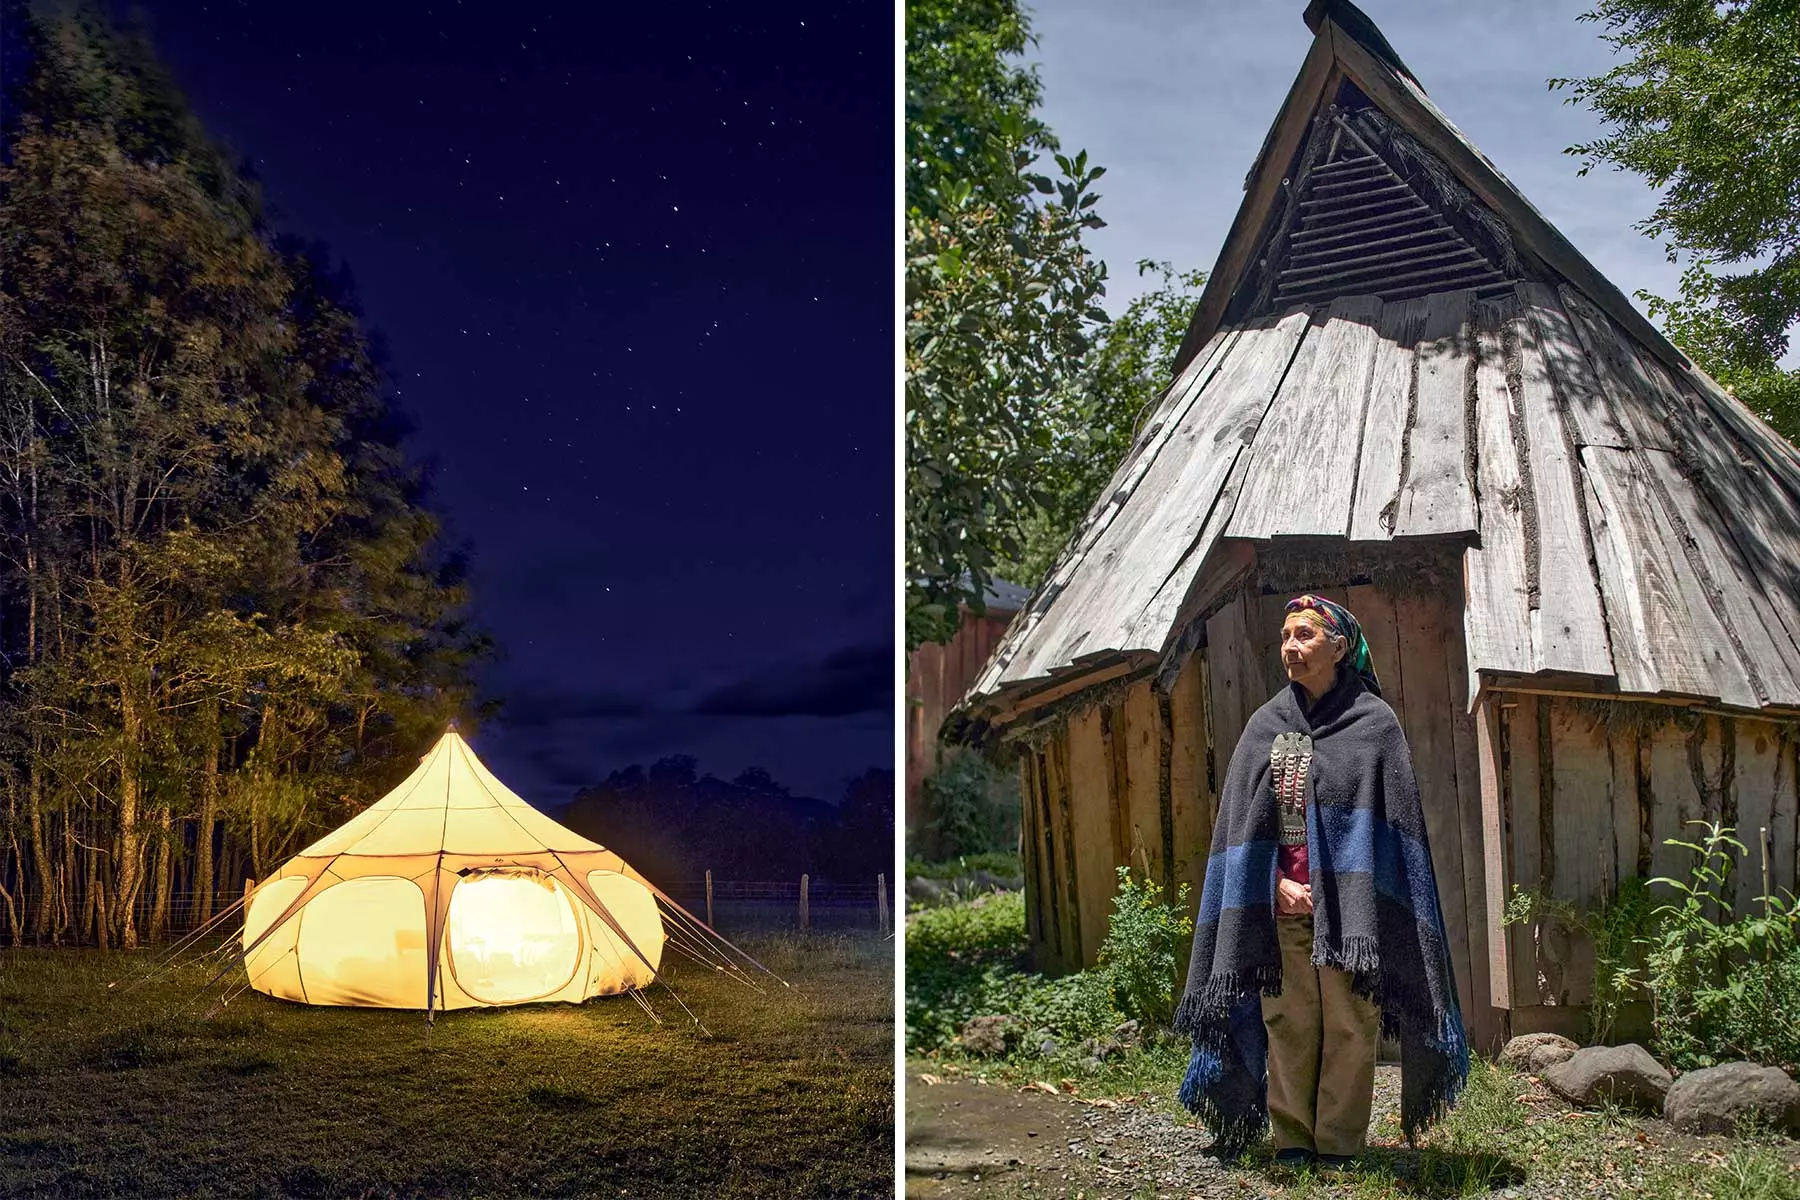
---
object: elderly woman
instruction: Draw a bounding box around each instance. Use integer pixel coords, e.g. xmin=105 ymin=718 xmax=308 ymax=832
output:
xmin=1173 ymin=594 xmax=1468 ymax=1168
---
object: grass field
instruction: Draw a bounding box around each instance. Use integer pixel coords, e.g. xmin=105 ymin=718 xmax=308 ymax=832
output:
xmin=0 ymin=928 xmax=893 ymax=1198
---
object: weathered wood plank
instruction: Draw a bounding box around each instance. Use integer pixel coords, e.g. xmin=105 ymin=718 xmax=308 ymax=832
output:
xmin=1013 ymin=312 xmax=1315 ymax=681
xmin=1773 ymin=728 xmax=1798 ymax=900
xmin=1348 ymin=584 xmax=1406 ymax=724
xmin=1548 ymin=700 xmax=1613 ymax=912
xmin=1516 ymin=282 xmax=1633 ymax=452
xmin=1581 ymin=446 xmax=1757 ymax=707
xmin=1168 ymin=656 xmax=1211 ymax=899
xmin=1609 ymin=725 xmax=1641 ymax=897
xmin=1637 ymin=449 xmax=1800 ymax=709
xmin=1392 ymin=289 xmax=1478 ymax=537
xmin=1735 ymin=721 xmax=1781 ymax=916
xmin=1227 ymin=297 xmax=1384 ymax=539
xmin=972 ymin=325 xmax=1242 ymax=698
xmin=1046 ymin=733 xmax=1086 ymax=973
xmin=1128 ymin=446 xmax=1256 ymax=654
xmin=1632 ymin=351 xmax=1800 ymax=707
xmin=1122 ymin=681 xmax=1166 ymax=884
xmin=1557 ymin=285 xmax=1675 ymax=452
xmin=1032 ymin=747 xmax=1071 ymax=972
xmin=1505 ymin=695 xmax=1543 ymax=1007
xmin=1349 ymin=298 xmax=1428 ymax=540
xmin=1475 ymin=695 xmax=1511 ymax=1008
xmin=1508 ymin=300 xmax=1615 ymax=679
xmin=1205 ymin=590 xmax=1259 ymax=788
xmin=1019 ymin=757 xmax=1043 ymax=954
xmin=1396 ymin=592 xmax=1477 ymax=1032
xmin=1442 ymin=595 xmax=1499 ymax=1047
xmin=1647 ymin=717 xmax=1704 ymax=887
xmin=1066 ymin=707 xmax=1119 ymax=967
xmin=1464 ymin=297 xmax=1534 ymax=678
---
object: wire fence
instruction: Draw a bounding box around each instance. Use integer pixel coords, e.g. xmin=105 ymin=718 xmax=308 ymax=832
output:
xmin=135 ymin=872 xmax=894 ymax=942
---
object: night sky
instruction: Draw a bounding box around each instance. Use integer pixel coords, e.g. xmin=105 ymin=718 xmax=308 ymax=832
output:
xmin=128 ymin=1 xmax=893 ymax=805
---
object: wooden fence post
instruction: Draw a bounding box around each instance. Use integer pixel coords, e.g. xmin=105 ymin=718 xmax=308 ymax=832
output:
xmin=877 ymin=873 xmax=889 ymax=936
xmin=705 ymin=869 xmax=714 ymax=927
xmin=799 ymin=873 xmax=809 ymax=933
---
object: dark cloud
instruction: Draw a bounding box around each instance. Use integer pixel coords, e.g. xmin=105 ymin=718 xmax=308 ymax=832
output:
xmin=691 ymin=642 xmax=891 ymax=718
xmin=493 ymin=689 xmax=653 ymax=730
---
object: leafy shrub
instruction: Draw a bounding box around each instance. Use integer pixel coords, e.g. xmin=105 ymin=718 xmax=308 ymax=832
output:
xmin=918 ymin=748 xmax=1019 ymax=860
xmin=1503 ymin=875 xmax=1655 ymax=1044
xmin=903 ymin=851 xmax=1022 ymax=881
xmin=1646 ymin=822 xmax=1800 ymax=1072
xmin=906 ymin=867 xmax=1195 ymax=1055
xmin=905 ymin=890 xmax=1035 ymax=1051
xmin=1096 ymin=867 xmax=1192 ymax=1027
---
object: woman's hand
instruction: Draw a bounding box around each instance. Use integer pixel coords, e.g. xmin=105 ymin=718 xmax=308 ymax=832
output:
xmin=1276 ymin=877 xmax=1313 ymax=915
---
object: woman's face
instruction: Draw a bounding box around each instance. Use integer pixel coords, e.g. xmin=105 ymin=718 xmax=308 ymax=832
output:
xmin=1280 ymin=612 xmax=1346 ymax=696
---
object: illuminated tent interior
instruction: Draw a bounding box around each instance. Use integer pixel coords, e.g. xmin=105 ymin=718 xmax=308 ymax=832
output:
xmin=238 ymin=728 xmax=738 ymax=1015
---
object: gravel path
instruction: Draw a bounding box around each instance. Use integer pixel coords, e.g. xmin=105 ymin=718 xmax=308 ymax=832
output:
xmin=904 ymin=1061 xmax=1800 ymax=1199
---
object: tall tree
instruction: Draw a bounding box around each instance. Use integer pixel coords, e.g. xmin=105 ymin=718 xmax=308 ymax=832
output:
xmin=904 ymin=0 xmax=1109 ymax=649
xmin=0 ymin=7 xmax=482 ymax=946
xmin=1554 ymin=0 xmax=1800 ymax=442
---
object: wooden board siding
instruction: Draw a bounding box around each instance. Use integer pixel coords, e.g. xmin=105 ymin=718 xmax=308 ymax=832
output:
xmin=1205 ymin=591 xmax=1261 ymax=792
xmin=1392 ymin=290 xmax=1477 ymax=537
xmin=1464 ymin=298 xmax=1534 ymax=679
xmin=1348 ymin=299 xmax=1427 ymax=540
xmin=1121 ymin=682 xmax=1167 ymax=884
xmin=1168 ymin=658 xmax=1213 ymax=901
xmin=1509 ymin=296 xmax=1614 ymax=679
xmin=905 ymin=606 xmax=1016 ymax=830
xmin=1000 ymin=311 xmax=1312 ymax=685
xmin=1228 ymin=297 xmax=1383 ymax=540
xmin=1065 ymin=710 xmax=1116 ymax=964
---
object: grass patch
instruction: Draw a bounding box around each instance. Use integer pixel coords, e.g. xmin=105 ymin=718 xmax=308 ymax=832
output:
xmin=0 ymin=928 xmax=892 ymax=1197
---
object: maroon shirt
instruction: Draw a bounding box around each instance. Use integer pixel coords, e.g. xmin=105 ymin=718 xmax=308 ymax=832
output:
xmin=1279 ymin=841 xmax=1310 ymax=885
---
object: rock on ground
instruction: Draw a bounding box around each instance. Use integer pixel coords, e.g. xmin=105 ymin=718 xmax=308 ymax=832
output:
xmin=1500 ymin=1032 xmax=1579 ymax=1075
xmin=1543 ymin=1043 xmax=1672 ymax=1112
xmin=958 ymin=1016 xmax=1012 ymax=1057
xmin=1664 ymin=1061 xmax=1800 ymax=1136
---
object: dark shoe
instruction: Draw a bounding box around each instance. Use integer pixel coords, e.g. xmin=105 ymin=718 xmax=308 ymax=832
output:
xmin=1316 ymin=1153 xmax=1358 ymax=1172
xmin=1273 ymin=1147 xmax=1316 ymax=1169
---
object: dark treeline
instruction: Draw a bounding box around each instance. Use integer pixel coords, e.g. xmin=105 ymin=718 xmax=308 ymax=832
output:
xmin=563 ymin=757 xmax=894 ymax=889
xmin=0 ymin=9 xmax=484 ymax=947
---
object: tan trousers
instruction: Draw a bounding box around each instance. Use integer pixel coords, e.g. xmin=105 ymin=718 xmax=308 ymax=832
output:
xmin=1260 ymin=914 xmax=1380 ymax=1156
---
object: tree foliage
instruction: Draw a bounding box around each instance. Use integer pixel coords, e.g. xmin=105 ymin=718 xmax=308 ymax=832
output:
xmin=0 ymin=9 xmax=484 ymax=946
xmin=904 ymin=0 xmax=1109 ymax=649
xmin=1553 ymin=0 xmax=1800 ymax=442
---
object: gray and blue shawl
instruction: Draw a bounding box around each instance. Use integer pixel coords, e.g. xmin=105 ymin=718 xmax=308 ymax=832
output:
xmin=1172 ymin=666 xmax=1468 ymax=1158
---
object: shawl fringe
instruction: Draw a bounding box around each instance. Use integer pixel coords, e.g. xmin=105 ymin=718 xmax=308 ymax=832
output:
xmin=1170 ymin=964 xmax=1284 ymax=1042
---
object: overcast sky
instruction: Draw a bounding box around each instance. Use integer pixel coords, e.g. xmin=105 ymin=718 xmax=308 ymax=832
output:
xmin=1024 ymin=0 xmax=1709 ymax=341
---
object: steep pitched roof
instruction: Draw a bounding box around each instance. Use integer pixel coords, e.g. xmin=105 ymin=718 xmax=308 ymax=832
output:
xmin=959 ymin=1 xmax=1800 ymax=727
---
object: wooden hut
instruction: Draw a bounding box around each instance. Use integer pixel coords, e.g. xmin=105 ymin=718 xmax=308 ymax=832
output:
xmin=946 ymin=0 xmax=1800 ymax=1052
xmin=906 ymin=578 xmax=1030 ymax=835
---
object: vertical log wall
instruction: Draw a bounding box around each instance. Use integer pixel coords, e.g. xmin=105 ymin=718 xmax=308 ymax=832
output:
xmin=1014 ymin=572 xmax=1800 ymax=1054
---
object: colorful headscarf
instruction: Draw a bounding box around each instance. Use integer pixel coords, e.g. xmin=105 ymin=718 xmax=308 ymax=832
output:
xmin=1285 ymin=594 xmax=1382 ymax=698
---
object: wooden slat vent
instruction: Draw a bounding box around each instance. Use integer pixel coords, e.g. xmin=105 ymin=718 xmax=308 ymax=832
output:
xmin=1258 ymin=113 xmax=1517 ymax=309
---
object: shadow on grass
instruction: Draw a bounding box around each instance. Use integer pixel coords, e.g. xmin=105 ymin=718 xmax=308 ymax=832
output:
xmin=1244 ymin=1142 xmax=1527 ymax=1196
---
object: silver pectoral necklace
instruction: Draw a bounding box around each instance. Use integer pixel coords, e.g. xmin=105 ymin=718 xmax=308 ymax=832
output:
xmin=1269 ymin=731 xmax=1313 ymax=847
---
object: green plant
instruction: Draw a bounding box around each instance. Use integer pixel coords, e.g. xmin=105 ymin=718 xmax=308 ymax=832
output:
xmin=1095 ymin=866 xmax=1192 ymax=1027
xmin=918 ymin=748 xmax=1020 ymax=859
xmin=1645 ymin=821 xmax=1800 ymax=1071
xmin=903 ymin=851 xmax=1022 ymax=881
xmin=1502 ymin=876 xmax=1655 ymax=1044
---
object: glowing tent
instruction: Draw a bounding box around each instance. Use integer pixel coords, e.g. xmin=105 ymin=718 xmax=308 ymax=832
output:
xmin=239 ymin=729 xmax=669 ymax=1014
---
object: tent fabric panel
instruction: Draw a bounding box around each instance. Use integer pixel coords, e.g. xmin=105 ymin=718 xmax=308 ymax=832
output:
xmin=583 ymin=870 xmax=663 ymax=994
xmin=440 ymin=806 xmax=563 ymax=856
xmin=342 ymin=810 xmax=458 ymax=857
xmin=292 ymin=876 xmax=431 ymax=1008
xmin=244 ymin=876 xmax=309 ymax=1003
xmin=446 ymin=872 xmax=585 ymax=1005
xmin=454 ymin=741 xmax=606 ymax=852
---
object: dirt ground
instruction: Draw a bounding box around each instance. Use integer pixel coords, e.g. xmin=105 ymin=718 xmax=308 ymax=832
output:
xmin=905 ymin=1062 xmax=1409 ymax=1199
xmin=904 ymin=1060 xmax=1800 ymax=1199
